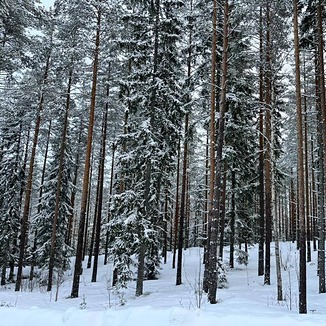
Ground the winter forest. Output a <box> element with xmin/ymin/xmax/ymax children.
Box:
<box><xmin>1</xmin><ymin>0</ymin><xmax>326</xmax><ymax>322</ymax></box>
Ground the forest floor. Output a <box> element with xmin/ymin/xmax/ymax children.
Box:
<box><xmin>1</xmin><ymin>242</ymin><xmax>326</xmax><ymax>325</ymax></box>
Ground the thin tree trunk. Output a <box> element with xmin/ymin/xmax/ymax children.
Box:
<box><xmin>204</xmin><ymin>128</ymin><xmax>209</xmax><ymax>250</ymax></box>
<box><xmin>163</xmin><ymin>189</ymin><xmax>168</xmax><ymax>264</ymax></box>
<box><xmin>176</xmin><ymin>112</ymin><xmax>189</xmax><ymax>285</ymax></box>
<box><xmin>264</xmin><ymin>2</ymin><xmax>272</xmax><ymax>286</ymax></box>
<box><xmin>274</xmin><ymin>196</ymin><xmax>283</xmax><ymax>301</ymax></box>
<box><xmin>15</xmin><ymin>54</ymin><xmax>51</xmax><ymax>292</ymax></box>
<box><xmin>104</xmin><ymin>143</ymin><xmax>115</xmax><ymax>266</ymax></box>
<box><xmin>290</xmin><ymin>171</ymin><xmax>297</xmax><ymax>243</ymax></box>
<box><xmin>86</xmin><ymin>160</ymin><xmax>100</xmax><ymax>269</ymax></box>
<box><xmin>303</xmin><ymin>57</ymin><xmax>311</xmax><ymax>263</ymax></box>
<box><xmin>310</xmin><ymin>138</ymin><xmax>317</xmax><ymax>251</ymax></box>
<box><xmin>317</xmin><ymin>0</ymin><xmax>326</xmax><ymax>294</ymax></box>
<box><xmin>83</xmin><ymin>157</ymin><xmax>94</xmax><ymax>262</ymax></box>
<box><xmin>172</xmin><ymin>140</ymin><xmax>180</xmax><ymax>269</ymax></box>
<box><xmin>92</xmin><ymin>84</ymin><xmax>109</xmax><ymax>283</ymax></box>
<box><xmin>71</xmin><ymin>5</ymin><xmax>101</xmax><ymax>298</ymax></box>
<box><xmin>293</xmin><ymin>0</ymin><xmax>307</xmax><ymax>313</ymax></box>
<box><xmin>229</xmin><ymin>170</ymin><xmax>236</xmax><ymax>268</ymax></box>
<box><xmin>258</xmin><ymin>5</ymin><xmax>265</xmax><ymax>277</ymax></box>
<box><xmin>184</xmin><ymin>169</ymin><xmax>190</xmax><ymax>250</ymax></box>
<box><xmin>219</xmin><ymin>166</ymin><xmax>227</xmax><ymax>259</ymax></box>
<box><xmin>66</xmin><ymin>122</ymin><xmax>83</xmax><ymax>247</ymax></box>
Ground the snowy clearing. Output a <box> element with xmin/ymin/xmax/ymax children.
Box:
<box><xmin>1</xmin><ymin>243</ymin><xmax>326</xmax><ymax>325</ymax></box>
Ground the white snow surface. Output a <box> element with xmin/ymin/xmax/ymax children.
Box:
<box><xmin>1</xmin><ymin>242</ymin><xmax>326</xmax><ymax>325</ymax></box>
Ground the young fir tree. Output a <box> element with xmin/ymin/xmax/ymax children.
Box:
<box><xmin>32</xmin><ymin>119</ymin><xmax>74</xmax><ymax>287</ymax></box>
<box><xmin>0</xmin><ymin>107</ymin><xmax>25</xmax><ymax>285</ymax></box>
<box><xmin>110</xmin><ymin>0</ymin><xmax>184</xmax><ymax>294</ymax></box>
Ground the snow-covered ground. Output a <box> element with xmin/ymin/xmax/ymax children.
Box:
<box><xmin>1</xmin><ymin>242</ymin><xmax>326</xmax><ymax>325</ymax></box>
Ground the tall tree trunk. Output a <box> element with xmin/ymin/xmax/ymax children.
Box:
<box><xmin>317</xmin><ymin>0</ymin><xmax>326</xmax><ymax>294</ymax></box>
<box><xmin>176</xmin><ymin>0</ymin><xmax>193</xmax><ymax>279</ymax></box>
<box><xmin>264</xmin><ymin>2</ymin><xmax>272</xmax><ymax>286</ymax></box>
<box><xmin>203</xmin><ymin>0</ymin><xmax>218</xmax><ymax>295</ymax></box>
<box><xmin>47</xmin><ymin>68</ymin><xmax>73</xmax><ymax>292</ymax></box>
<box><xmin>303</xmin><ymin>57</ymin><xmax>311</xmax><ymax>263</ymax></box>
<box><xmin>258</xmin><ymin>5</ymin><xmax>265</xmax><ymax>277</ymax></box>
<box><xmin>71</xmin><ymin>5</ymin><xmax>101</xmax><ymax>298</ymax></box>
<box><xmin>207</xmin><ymin>0</ymin><xmax>229</xmax><ymax>304</ymax></box>
<box><xmin>293</xmin><ymin>0</ymin><xmax>307</xmax><ymax>313</ymax></box>
<box><xmin>15</xmin><ymin>54</ymin><xmax>50</xmax><ymax>292</ymax></box>
<box><xmin>92</xmin><ymin>84</ymin><xmax>109</xmax><ymax>283</ymax></box>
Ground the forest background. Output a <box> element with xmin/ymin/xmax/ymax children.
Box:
<box><xmin>1</xmin><ymin>0</ymin><xmax>326</xmax><ymax>317</ymax></box>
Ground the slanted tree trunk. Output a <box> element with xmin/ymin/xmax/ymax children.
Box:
<box><xmin>293</xmin><ymin>0</ymin><xmax>307</xmax><ymax>313</ymax></box>
<box><xmin>15</xmin><ymin>54</ymin><xmax>51</xmax><ymax>292</ymax></box>
<box><xmin>71</xmin><ymin>4</ymin><xmax>101</xmax><ymax>298</ymax></box>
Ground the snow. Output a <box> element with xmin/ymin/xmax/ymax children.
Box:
<box><xmin>1</xmin><ymin>243</ymin><xmax>326</xmax><ymax>325</ymax></box>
